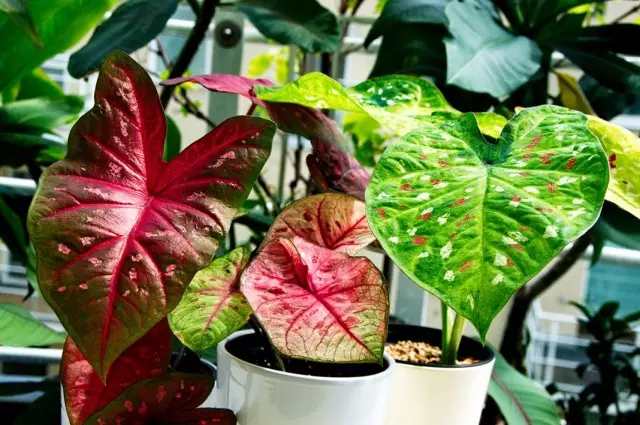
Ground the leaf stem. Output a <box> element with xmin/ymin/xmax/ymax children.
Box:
<box><xmin>249</xmin><ymin>315</ymin><xmax>285</xmax><ymax>372</ymax></box>
<box><xmin>445</xmin><ymin>313</ymin><xmax>466</xmax><ymax>365</ymax></box>
<box><xmin>441</xmin><ymin>301</ymin><xmax>449</xmax><ymax>362</ymax></box>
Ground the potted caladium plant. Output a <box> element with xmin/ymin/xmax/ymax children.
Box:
<box><xmin>239</xmin><ymin>74</ymin><xmax>616</xmax><ymax>425</ymax></box>
<box><xmin>27</xmin><ymin>51</ymin><xmax>277</xmax><ymax>425</ymax></box>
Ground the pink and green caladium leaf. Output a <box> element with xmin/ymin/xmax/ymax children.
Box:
<box><xmin>262</xmin><ymin>193</ymin><xmax>374</xmax><ymax>255</ymax></box>
<box><xmin>168</xmin><ymin>246</ymin><xmax>252</xmax><ymax>353</ymax></box>
<box><xmin>366</xmin><ymin>106</ymin><xmax>609</xmax><ymax>339</ymax></box>
<box><xmin>85</xmin><ymin>372</ymin><xmax>235</xmax><ymax>425</ymax></box>
<box><xmin>27</xmin><ymin>51</ymin><xmax>275</xmax><ymax>379</ymax></box>
<box><xmin>241</xmin><ymin>236</ymin><xmax>389</xmax><ymax>363</ymax></box>
<box><xmin>62</xmin><ymin>320</ymin><xmax>171</xmax><ymax>425</ymax></box>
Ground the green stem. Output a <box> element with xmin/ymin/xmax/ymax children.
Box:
<box><xmin>441</xmin><ymin>301</ymin><xmax>449</xmax><ymax>362</ymax></box>
<box><xmin>445</xmin><ymin>313</ymin><xmax>466</xmax><ymax>365</ymax></box>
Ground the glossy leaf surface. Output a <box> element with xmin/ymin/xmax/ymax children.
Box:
<box><xmin>161</xmin><ymin>74</ymin><xmax>273</xmax><ymax>104</ymax></box>
<box><xmin>68</xmin><ymin>0</ymin><xmax>179</xmax><ymax>78</ymax></box>
<box><xmin>27</xmin><ymin>52</ymin><xmax>275</xmax><ymax>379</ymax></box>
<box><xmin>236</xmin><ymin>0</ymin><xmax>339</xmax><ymax>53</ymax></box>
<box><xmin>242</xmin><ymin>236</ymin><xmax>388</xmax><ymax>362</ymax></box>
<box><xmin>444</xmin><ymin>0</ymin><xmax>541</xmax><ymax>97</ymax></box>
<box><xmin>168</xmin><ymin>246</ymin><xmax>252</xmax><ymax>353</ymax></box>
<box><xmin>488</xmin><ymin>352</ymin><xmax>561</xmax><ymax>425</ymax></box>
<box><xmin>0</xmin><ymin>0</ymin><xmax>117</xmax><ymax>92</ymax></box>
<box><xmin>0</xmin><ymin>302</ymin><xmax>65</xmax><ymax>346</ymax></box>
<box><xmin>62</xmin><ymin>320</ymin><xmax>171</xmax><ymax>425</ymax></box>
<box><xmin>0</xmin><ymin>95</ymin><xmax>84</xmax><ymax>131</ymax></box>
<box><xmin>263</xmin><ymin>193</ymin><xmax>374</xmax><ymax>254</ymax></box>
<box><xmin>85</xmin><ymin>373</ymin><xmax>231</xmax><ymax>425</ymax></box>
<box><xmin>366</xmin><ymin>106</ymin><xmax>608</xmax><ymax>338</ymax></box>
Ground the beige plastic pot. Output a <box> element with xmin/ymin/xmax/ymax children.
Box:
<box><xmin>385</xmin><ymin>324</ymin><xmax>495</xmax><ymax>425</ymax></box>
<box><xmin>215</xmin><ymin>329</ymin><xmax>395</xmax><ymax>425</ymax></box>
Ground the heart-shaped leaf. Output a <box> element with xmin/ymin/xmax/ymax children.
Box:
<box><xmin>0</xmin><ymin>302</ymin><xmax>65</xmax><ymax>346</ymax></box>
<box><xmin>263</xmin><ymin>193</ymin><xmax>374</xmax><ymax>255</ymax></box>
<box><xmin>62</xmin><ymin>320</ymin><xmax>171</xmax><ymax>425</ymax></box>
<box><xmin>27</xmin><ymin>51</ymin><xmax>275</xmax><ymax>379</ymax></box>
<box><xmin>366</xmin><ymin>106</ymin><xmax>608</xmax><ymax>338</ymax></box>
<box><xmin>85</xmin><ymin>372</ymin><xmax>233</xmax><ymax>425</ymax></box>
<box><xmin>241</xmin><ymin>236</ymin><xmax>388</xmax><ymax>363</ymax></box>
<box><xmin>168</xmin><ymin>246</ymin><xmax>252</xmax><ymax>353</ymax></box>
<box><xmin>586</xmin><ymin>117</ymin><xmax>640</xmax><ymax>220</ymax></box>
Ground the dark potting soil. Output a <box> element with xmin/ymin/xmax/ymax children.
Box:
<box><xmin>226</xmin><ymin>332</ymin><xmax>389</xmax><ymax>378</ymax></box>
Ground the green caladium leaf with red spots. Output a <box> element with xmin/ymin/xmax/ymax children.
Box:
<box><xmin>366</xmin><ymin>106</ymin><xmax>609</xmax><ymax>339</ymax></box>
<box><xmin>586</xmin><ymin>117</ymin><xmax>640</xmax><ymax>220</ymax></box>
<box><xmin>168</xmin><ymin>246</ymin><xmax>252</xmax><ymax>353</ymax></box>
<box><xmin>262</xmin><ymin>193</ymin><xmax>374</xmax><ymax>255</ymax></box>
<box><xmin>241</xmin><ymin>236</ymin><xmax>388</xmax><ymax>363</ymax></box>
<box><xmin>85</xmin><ymin>372</ymin><xmax>235</xmax><ymax>425</ymax></box>
<box><xmin>62</xmin><ymin>320</ymin><xmax>171</xmax><ymax>425</ymax></box>
<box><xmin>27</xmin><ymin>51</ymin><xmax>275</xmax><ymax>379</ymax></box>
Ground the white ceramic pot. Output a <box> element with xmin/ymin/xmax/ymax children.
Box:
<box><xmin>216</xmin><ymin>329</ymin><xmax>395</xmax><ymax>425</ymax></box>
<box><xmin>384</xmin><ymin>324</ymin><xmax>495</xmax><ymax>425</ymax></box>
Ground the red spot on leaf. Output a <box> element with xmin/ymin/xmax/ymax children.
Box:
<box><xmin>303</xmin><ymin>212</ymin><xmax>313</xmax><ymax>221</ymax></box>
<box><xmin>547</xmin><ymin>182</ymin><xmax>557</xmax><ymax>194</ymax></box>
<box><xmin>566</xmin><ymin>157</ymin><xmax>577</xmax><ymax>170</ymax></box>
<box><xmin>519</xmin><ymin>172</ymin><xmax>529</xmax><ymax>177</ymax></box>
<box><xmin>460</xmin><ymin>261</ymin><xmax>473</xmax><ymax>272</ymax></box>
<box><xmin>512</xmin><ymin>195</ymin><xmax>521</xmax><ymax>202</ymax></box>
<box><xmin>512</xmin><ymin>244</ymin><xmax>524</xmax><ymax>252</ymax></box>
<box><xmin>449</xmin><ymin>198</ymin><xmax>468</xmax><ymax>207</ymax></box>
<box><xmin>418</xmin><ymin>211</ymin><xmax>432</xmax><ymax>221</ymax></box>
<box><xmin>438</xmin><ymin>160</ymin><xmax>448</xmax><ymax>168</ymax></box>
<box><xmin>412</xmin><ymin>236</ymin><xmax>427</xmax><ymax>246</ymax></box>
<box><xmin>522</xmin><ymin>153</ymin><xmax>533</xmax><ymax>159</ymax></box>
<box><xmin>519</xmin><ymin>225</ymin><xmax>532</xmax><ymax>232</ymax></box>
<box><xmin>419</xmin><ymin>155</ymin><xmax>426</xmax><ymax>161</ymax></box>
<box><xmin>623</xmin><ymin>180</ymin><xmax>628</xmax><ymax>185</ymax></box>
<box><xmin>609</xmin><ymin>153</ymin><xmax>617</xmax><ymax>169</ymax></box>
<box><xmin>124</xmin><ymin>401</ymin><xmax>133</xmax><ymax>412</ymax></box>
<box><xmin>540</xmin><ymin>153</ymin><xmax>553</xmax><ymax>164</ymax></box>
<box><xmin>456</xmin><ymin>212</ymin><xmax>473</xmax><ymax>227</ymax></box>
<box><xmin>401</xmin><ymin>183</ymin><xmax>412</xmax><ymax>191</ymax></box>
<box><xmin>506</xmin><ymin>258</ymin><xmax>515</xmax><ymax>268</ymax></box>
<box><xmin>431</xmin><ymin>179</ymin><xmax>441</xmax><ymax>186</ymax></box>
<box><xmin>536</xmin><ymin>207</ymin><xmax>554</xmax><ymax>212</ymax></box>
<box><xmin>450</xmin><ymin>233</ymin><xmax>458</xmax><ymax>240</ymax></box>
<box><xmin>526</xmin><ymin>135</ymin><xmax>542</xmax><ymax>149</ymax></box>
<box><xmin>377</xmin><ymin>208</ymin><xmax>386</xmax><ymax>218</ymax></box>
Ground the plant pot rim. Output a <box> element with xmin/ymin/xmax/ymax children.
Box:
<box><xmin>387</xmin><ymin>324</ymin><xmax>495</xmax><ymax>370</ymax></box>
<box><xmin>220</xmin><ymin>330</ymin><xmax>395</xmax><ymax>383</ymax></box>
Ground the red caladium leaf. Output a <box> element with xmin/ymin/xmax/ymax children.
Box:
<box><xmin>62</xmin><ymin>320</ymin><xmax>171</xmax><ymax>425</ymax></box>
<box><xmin>241</xmin><ymin>236</ymin><xmax>389</xmax><ymax>363</ymax></box>
<box><xmin>162</xmin><ymin>74</ymin><xmax>370</xmax><ymax>199</ymax></box>
<box><xmin>85</xmin><ymin>372</ymin><xmax>235</xmax><ymax>425</ymax></box>
<box><xmin>27</xmin><ymin>51</ymin><xmax>275</xmax><ymax>379</ymax></box>
<box><xmin>263</xmin><ymin>193</ymin><xmax>374</xmax><ymax>255</ymax></box>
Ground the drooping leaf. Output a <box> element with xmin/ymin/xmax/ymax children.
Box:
<box><xmin>168</xmin><ymin>246</ymin><xmax>252</xmax><ymax>353</ymax></box>
<box><xmin>556</xmin><ymin>71</ymin><xmax>595</xmax><ymax>115</ymax></box>
<box><xmin>0</xmin><ymin>0</ymin><xmax>118</xmax><ymax>92</ymax></box>
<box><xmin>236</xmin><ymin>0</ymin><xmax>340</xmax><ymax>53</ymax></box>
<box><xmin>27</xmin><ymin>52</ymin><xmax>275</xmax><ymax>379</ymax></box>
<box><xmin>558</xmin><ymin>44</ymin><xmax>640</xmax><ymax>96</ymax></box>
<box><xmin>366</xmin><ymin>106</ymin><xmax>608</xmax><ymax>338</ymax></box>
<box><xmin>0</xmin><ymin>302</ymin><xmax>65</xmax><ymax>346</ymax></box>
<box><xmin>488</xmin><ymin>352</ymin><xmax>561</xmax><ymax>425</ymax></box>
<box><xmin>62</xmin><ymin>320</ymin><xmax>171</xmax><ymax>425</ymax></box>
<box><xmin>575</xmin><ymin>24</ymin><xmax>640</xmax><ymax>56</ymax></box>
<box><xmin>587</xmin><ymin>116</ymin><xmax>640</xmax><ymax>220</ymax></box>
<box><xmin>579</xmin><ymin>75</ymin><xmax>637</xmax><ymax>121</ymax></box>
<box><xmin>0</xmin><ymin>95</ymin><xmax>84</xmax><ymax>131</ymax></box>
<box><xmin>163</xmin><ymin>114</ymin><xmax>181</xmax><ymax>161</ymax></box>
<box><xmin>262</xmin><ymin>193</ymin><xmax>374</xmax><ymax>254</ymax></box>
<box><xmin>444</xmin><ymin>0</ymin><xmax>542</xmax><ymax>98</ymax></box>
<box><xmin>85</xmin><ymin>373</ymin><xmax>233</xmax><ymax>425</ymax></box>
<box><xmin>365</xmin><ymin>0</ymin><xmax>448</xmax><ymax>47</ymax></box>
<box><xmin>68</xmin><ymin>0</ymin><xmax>179</xmax><ymax>78</ymax></box>
<box><xmin>16</xmin><ymin>68</ymin><xmax>64</xmax><ymax>100</ymax></box>
<box><xmin>369</xmin><ymin>23</ymin><xmax>447</xmax><ymax>81</ymax></box>
<box><xmin>0</xmin><ymin>0</ymin><xmax>42</xmax><ymax>47</ymax></box>
<box><xmin>241</xmin><ymin>236</ymin><xmax>389</xmax><ymax>363</ymax></box>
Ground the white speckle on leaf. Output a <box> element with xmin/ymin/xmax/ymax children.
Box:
<box><xmin>455</xmin><ymin>157</ymin><xmax>465</xmax><ymax>163</ymax></box>
<box><xmin>420</xmin><ymin>175</ymin><xmax>431</xmax><ymax>181</ymax></box>
<box><xmin>408</xmin><ymin>227</ymin><xmax>417</xmax><ymax>236</ymax></box>
<box><xmin>438</xmin><ymin>213</ymin><xmax>449</xmax><ymax>225</ymax></box>
<box><xmin>444</xmin><ymin>270</ymin><xmax>455</xmax><ymax>281</ymax></box>
<box><xmin>417</xmin><ymin>193</ymin><xmax>430</xmax><ymax>201</ymax></box>
<box><xmin>515</xmin><ymin>160</ymin><xmax>527</xmax><ymax>168</ymax></box>
<box><xmin>89</xmin><ymin>257</ymin><xmax>102</xmax><ymax>266</ymax></box>
<box><xmin>544</xmin><ymin>225</ymin><xmax>558</xmax><ymax>238</ymax></box>
<box><xmin>508</xmin><ymin>231</ymin><xmax>528</xmax><ymax>243</ymax></box>
<box><xmin>441</xmin><ymin>241</ymin><xmax>453</xmax><ymax>258</ymax></box>
<box><xmin>502</xmin><ymin>236</ymin><xmax>518</xmax><ymax>245</ymax></box>
<box><xmin>376</xmin><ymin>192</ymin><xmax>389</xmax><ymax>200</ymax></box>
<box><xmin>558</xmin><ymin>176</ymin><xmax>578</xmax><ymax>185</ymax></box>
<box><xmin>435</xmin><ymin>181</ymin><xmax>448</xmax><ymax>189</ymax></box>
<box><xmin>422</xmin><ymin>207</ymin><xmax>434</xmax><ymax>215</ymax></box>
<box><xmin>165</xmin><ymin>264</ymin><xmax>177</xmax><ymax>277</ymax></box>
<box><xmin>131</xmin><ymin>253</ymin><xmax>143</xmax><ymax>262</ymax></box>
<box><xmin>418</xmin><ymin>252</ymin><xmax>430</xmax><ymax>258</ymax></box>
<box><xmin>467</xmin><ymin>294</ymin><xmax>475</xmax><ymax>309</ymax></box>
<box><xmin>524</xmin><ymin>186</ymin><xmax>540</xmax><ymax>194</ymax></box>
<box><xmin>491</xmin><ymin>274</ymin><xmax>504</xmax><ymax>285</ymax></box>
<box><xmin>572</xmin><ymin>199</ymin><xmax>584</xmax><ymax>205</ymax></box>
<box><xmin>389</xmin><ymin>236</ymin><xmax>400</xmax><ymax>244</ymax></box>
<box><xmin>80</xmin><ymin>237</ymin><xmax>94</xmax><ymax>246</ymax></box>
<box><xmin>465</xmin><ymin>187</ymin><xmax>474</xmax><ymax>193</ymax></box>
<box><xmin>494</xmin><ymin>186</ymin><xmax>505</xmax><ymax>193</ymax></box>
<box><xmin>494</xmin><ymin>253</ymin><xmax>508</xmax><ymax>266</ymax></box>
<box><xmin>58</xmin><ymin>244</ymin><xmax>71</xmax><ymax>254</ymax></box>
<box><xmin>568</xmin><ymin>208</ymin><xmax>585</xmax><ymax>220</ymax></box>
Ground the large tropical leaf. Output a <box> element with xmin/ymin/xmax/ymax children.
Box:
<box><xmin>241</xmin><ymin>236</ymin><xmax>389</xmax><ymax>363</ymax></box>
<box><xmin>0</xmin><ymin>0</ymin><xmax>41</xmax><ymax>46</ymax></box>
<box><xmin>0</xmin><ymin>95</ymin><xmax>84</xmax><ymax>131</ymax></box>
<box><xmin>493</xmin><ymin>0</ymin><xmax>592</xmax><ymax>32</ymax></box>
<box><xmin>168</xmin><ymin>246</ymin><xmax>252</xmax><ymax>353</ymax></box>
<box><xmin>489</xmin><ymin>352</ymin><xmax>561</xmax><ymax>425</ymax></box>
<box><xmin>236</xmin><ymin>0</ymin><xmax>339</xmax><ymax>53</ymax></box>
<box><xmin>0</xmin><ymin>0</ymin><xmax>117</xmax><ymax>92</ymax></box>
<box><xmin>262</xmin><ymin>193</ymin><xmax>374</xmax><ymax>254</ymax></box>
<box><xmin>86</xmin><ymin>373</ymin><xmax>235</xmax><ymax>425</ymax></box>
<box><xmin>366</xmin><ymin>106</ymin><xmax>608</xmax><ymax>338</ymax></box>
<box><xmin>364</xmin><ymin>0</ymin><xmax>447</xmax><ymax>47</ymax></box>
<box><xmin>0</xmin><ymin>302</ymin><xmax>65</xmax><ymax>346</ymax></box>
<box><xmin>62</xmin><ymin>320</ymin><xmax>171</xmax><ymax>425</ymax></box>
<box><xmin>27</xmin><ymin>52</ymin><xmax>275</xmax><ymax>379</ymax></box>
<box><xmin>68</xmin><ymin>0</ymin><xmax>180</xmax><ymax>78</ymax></box>
<box><xmin>443</xmin><ymin>0</ymin><xmax>542</xmax><ymax>98</ymax></box>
